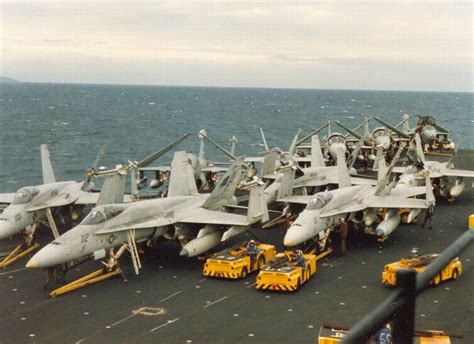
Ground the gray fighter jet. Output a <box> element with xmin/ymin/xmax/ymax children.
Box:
<box><xmin>295</xmin><ymin>122</ymin><xmax>352</xmax><ymax>164</ymax></box>
<box><xmin>259</xmin><ymin>135</ymin><xmax>376</xmax><ymax>207</ymax></box>
<box><xmin>335</xmin><ymin>118</ymin><xmax>392</xmax><ymax>150</ymax></box>
<box><xmin>137</xmin><ymin>129</ymin><xmax>232</xmax><ymax>192</ymax></box>
<box><xmin>0</xmin><ymin>144</ymin><xmax>102</xmax><ymax>242</ymax></box>
<box><xmin>374</xmin><ymin>115</ymin><xmax>451</xmax><ymax>146</ymax></box>
<box><xmin>279</xmin><ymin>147</ymin><xmax>434</xmax><ymax>246</ymax></box>
<box><xmin>0</xmin><ymin>134</ymin><xmax>190</xmax><ymax>243</ymax></box>
<box><xmin>27</xmin><ymin>152</ymin><xmax>267</xmax><ymax>272</ymax></box>
<box><xmin>394</xmin><ymin>133</ymin><xmax>474</xmax><ymax>199</ymax></box>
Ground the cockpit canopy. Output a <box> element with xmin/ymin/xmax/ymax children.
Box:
<box><xmin>374</xmin><ymin>129</ymin><xmax>388</xmax><ymax>137</ymax></box>
<box><xmin>306</xmin><ymin>193</ymin><xmax>334</xmax><ymax>210</ymax></box>
<box><xmin>82</xmin><ymin>204</ymin><xmax>128</xmax><ymax>225</ymax></box>
<box><xmin>12</xmin><ymin>187</ymin><xmax>39</xmax><ymax>204</ymax></box>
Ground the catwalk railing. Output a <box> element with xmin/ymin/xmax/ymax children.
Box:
<box><xmin>341</xmin><ymin>226</ymin><xmax>474</xmax><ymax>344</ymax></box>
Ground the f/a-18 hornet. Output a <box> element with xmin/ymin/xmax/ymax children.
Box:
<box><xmin>27</xmin><ymin>151</ymin><xmax>267</xmax><ymax>274</ymax></box>
<box><xmin>279</xmin><ymin>147</ymin><xmax>434</xmax><ymax>247</ymax></box>
<box><xmin>0</xmin><ymin>135</ymin><xmax>190</xmax><ymax>266</ymax></box>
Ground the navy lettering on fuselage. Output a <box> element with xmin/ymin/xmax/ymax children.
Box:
<box><xmin>81</xmin><ymin>234</ymin><xmax>89</xmax><ymax>243</ymax></box>
<box><xmin>108</xmin><ymin>234</ymin><xmax>117</xmax><ymax>245</ymax></box>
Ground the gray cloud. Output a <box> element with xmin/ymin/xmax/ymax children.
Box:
<box><xmin>0</xmin><ymin>1</ymin><xmax>472</xmax><ymax>91</ymax></box>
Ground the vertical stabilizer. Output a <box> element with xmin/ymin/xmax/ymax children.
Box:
<box><xmin>425</xmin><ymin>176</ymin><xmax>435</xmax><ymax>207</ymax></box>
<box><xmin>311</xmin><ymin>135</ymin><xmax>325</xmax><ymax>168</ymax></box>
<box><xmin>289</xmin><ymin>128</ymin><xmax>302</xmax><ymax>153</ymax></box>
<box><xmin>168</xmin><ymin>151</ymin><xmax>199</xmax><ymax>197</ymax></box>
<box><xmin>277</xmin><ymin>166</ymin><xmax>296</xmax><ymax>199</ymax></box>
<box><xmin>198</xmin><ymin>129</ymin><xmax>207</xmax><ymax>160</ymax></box>
<box><xmin>260</xmin><ymin>150</ymin><xmax>279</xmax><ymax>177</ymax></box>
<box><xmin>374</xmin><ymin>147</ymin><xmax>402</xmax><ymax>195</ymax></box>
<box><xmin>446</xmin><ymin>150</ymin><xmax>456</xmax><ymax>168</ymax></box>
<box><xmin>402</xmin><ymin>114</ymin><xmax>411</xmax><ymax>133</ymax></box>
<box><xmin>348</xmin><ymin>138</ymin><xmax>363</xmax><ymax>169</ymax></box>
<box><xmin>96</xmin><ymin>173</ymin><xmax>127</xmax><ymax>206</ymax></box>
<box><xmin>364</xmin><ymin>117</ymin><xmax>370</xmax><ymax>137</ymax></box>
<box><xmin>202</xmin><ymin>158</ymin><xmax>245</xmax><ymax>210</ymax></box>
<box><xmin>247</xmin><ymin>181</ymin><xmax>269</xmax><ymax>223</ymax></box>
<box><xmin>414</xmin><ymin>133</ymin><xmax>426</xmax><ymax>163</ymax></box>
<box><xmin>40</xmin><ymin>144</ymin><xmax>56</xmax><ymax>184</ymax></box>
<box><xmin>229</xmin><ymin>136</ymin><xmax>238</xmax><ymax>157</ymax></box>
<box><xmin>260</xmin><ymin>128</ymin><xmax>270</xmax><ymax>151</ymax></box>
<box><xmin>374</xmin><ymin>146</ymin><xmax>387</xmax><ymax>180</ymax></box>
<box><xmin>335</xmin><ymin>148</ymin><xmax>351</xmax><ymax>189</ymax></box>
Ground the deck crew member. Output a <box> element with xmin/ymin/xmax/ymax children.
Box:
<box><xmin>421</xmin><ymin>204</ymin><xmax>434</xmax><ymax>229</ymax></box>
<box><xmin>335</xmin><ymin>218</ymin><xmax>348</xmax><ymax>256</ymax></box>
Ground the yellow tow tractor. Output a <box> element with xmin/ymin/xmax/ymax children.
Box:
<box><xmin>382</xmin><ymin>254</ymin><xmax>463</xmax><ymax>287</ymax></box>
<box><xmin>256</xmin><ymin>248</ymin><xmax>332</xmax><ymax>292</ymax></box>
<box><xmin>203</xmin><ymin>241</ymin><xmax>276</xmax><ymax>279</ymax></box>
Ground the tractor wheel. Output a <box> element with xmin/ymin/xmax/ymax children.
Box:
<box><xmin>257</xmin><ymin>255</ymin><xmax>266</xmax><ymax>269</ymax></box>
<box><xmin>240</xmin><ymin>267</ymin><xmax>248</xmax><ymax>279</ymax></box>
<box><xmin>295</xmin><ymin>278</ymin><xmax>301</xmax><ymax>292</ymax></box>
<box><xmin>452</xmin><ymin>268</ymin><xmax>459</xmax><ymax>280</ymax></box>
<box><xmin>432</xmin><ymin>274</ymin><xmax>442</xmax><ymax>286</ymax></box>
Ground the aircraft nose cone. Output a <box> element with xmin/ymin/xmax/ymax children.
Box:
<box><xmin>284</xmin><ymin>225</ymin><xmax>307</xmax><ymax>247</ymax></box>
<box><xmin>27</xmin><ymin>243</ymin><xmax>68</xmax><ymax>268</ymax></box>
<box><xmin>179</xmin><ymin>248</ymin><xmax>189</xmax><ymax>257</ymax></box>
<box><xmin>0</xmin><ymin>221</ymin><xmax>18</xmax><ymax>240</ymax></box>
<box><xmin>25</xmin><ymin>258</ymin><xmax>39</xmax><ymax>268</ymax></box>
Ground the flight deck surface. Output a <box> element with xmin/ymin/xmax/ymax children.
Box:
<box><xmin>0</xmin><ymin>153</ymin><xmax>473</xmax><ymax>344</ymax></box>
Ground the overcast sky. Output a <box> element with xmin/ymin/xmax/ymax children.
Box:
<box><xmin>1</xmin><ymin>1</ymin><xmax>472</xmax><ymax>91</ymax></box>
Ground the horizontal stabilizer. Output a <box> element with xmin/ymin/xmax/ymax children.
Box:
<box><xmin>367</xmin><ymin>195</ymin><xmax>428</xmax><ymax>209</ymax></box>
<box><xmin>0</xmin><ymin>193</ymin><xmax>15</xmax><ymax>204</ymax></box>
<box><xmin>27</xmin><ymin>195</ymin><xmax>79</xmax><ymax>212</ymax></box>
<box><xmin>179</xmin><ymin>207</ymin><xmax>250</xmax><ymax>226</ymax></box>
<box><xmin>277</xmin><ymin>195</ymin><xmax>313</xmax><ymax>205</ymax></box>
<box><xmin>441</xmin><ymin>168</ymin><xmax>474</xmax><ymax>178</ymax></box>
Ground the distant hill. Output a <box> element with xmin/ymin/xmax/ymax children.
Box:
<box><xmin>0</xmin><ymin>76</ymin><xmax>20</xmax><ymax>83</ymax></box>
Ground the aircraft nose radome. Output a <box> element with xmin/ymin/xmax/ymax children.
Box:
<box><xmin>27</xmin><ymin>245</ymin><xmax>65</xmax><ymax>268</ymax></box>
<box><xmin>283</xmin><ymin>227</ymin><xmax>303</xmax><ymax>247</ymax></box>
<box><xmin>179</xmin><ymin>248</ymin><xmax>189</xmax><ymax>257</ymax></box>
<box><xmin>26</xmin><ymin>258</ymin><xmax>38</xmax><ymax>268</ymax></box>
<box><xmin>0</xmin><ymin>221</ymin><xmax>18</xmax><ymax>240</ymax></box>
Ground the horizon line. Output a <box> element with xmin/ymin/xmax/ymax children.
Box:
<box><xmin>2</xmin><ymin>78</ymin><xmax>473</xmax><ymax>94</ymax></box>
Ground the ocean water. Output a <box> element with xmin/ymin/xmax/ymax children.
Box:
<box><xmin>0</xmin><ymin>83</ymin><xmax>472</xmax><ymax>192</ymax></box>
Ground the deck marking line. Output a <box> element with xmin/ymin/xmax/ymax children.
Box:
<box><xmin>0</xmin><ymin>268</ymin><xmax>27</xmax><ymax>275</ymax></box>
<box><xmin>203</xmin><ymin>296</ymin><xmax>227</xmax><ymax>308</ymax></box>
<box><xmin>109</xmin><ymin>313</ymin><xmax>137</xmax><ymax>327</ymax></box>
<box><xmin>160</xmin><ymin>290</ymin><xmax>182</xmax><ymax>303</ymax></box>
<box><xmin>150</xmin><ymin>317</ymin><xmax>180</xmax><ymax>332</ymax></box>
